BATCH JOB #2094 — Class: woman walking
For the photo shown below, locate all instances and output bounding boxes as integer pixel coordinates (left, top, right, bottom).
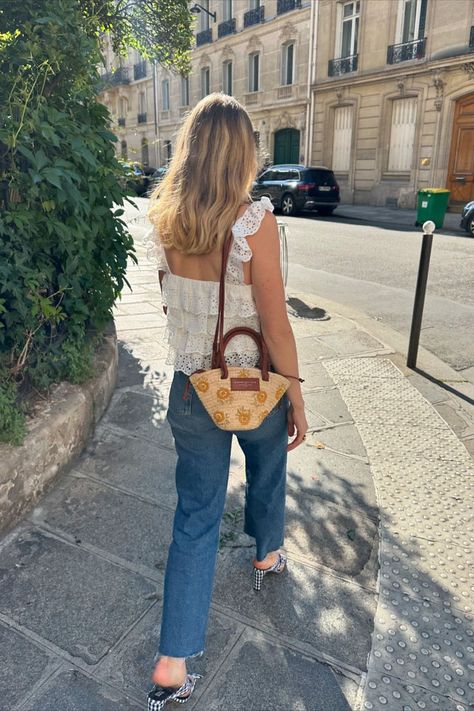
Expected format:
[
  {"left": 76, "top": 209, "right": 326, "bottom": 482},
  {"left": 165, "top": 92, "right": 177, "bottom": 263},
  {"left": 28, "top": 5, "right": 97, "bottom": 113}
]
[{"left": 147, "top": 93, "right": 307, "bottom": 710}]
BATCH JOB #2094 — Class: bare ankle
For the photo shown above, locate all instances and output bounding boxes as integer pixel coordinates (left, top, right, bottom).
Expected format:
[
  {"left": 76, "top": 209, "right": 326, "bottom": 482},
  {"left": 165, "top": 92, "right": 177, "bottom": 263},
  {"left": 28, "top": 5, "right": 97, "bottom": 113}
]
[{"left": 152, "top": 656, "right": 187, "bottom": 687}]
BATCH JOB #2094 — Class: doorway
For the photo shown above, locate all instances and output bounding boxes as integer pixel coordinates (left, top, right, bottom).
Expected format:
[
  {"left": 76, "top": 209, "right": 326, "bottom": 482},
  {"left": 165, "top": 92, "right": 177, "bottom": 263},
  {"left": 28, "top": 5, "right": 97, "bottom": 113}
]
[
  {"left": 447, "top": 93, "right": 474, "bottom": 208},
  {"left": 274, "top": 128, "right": 300, "bottom": 164}
]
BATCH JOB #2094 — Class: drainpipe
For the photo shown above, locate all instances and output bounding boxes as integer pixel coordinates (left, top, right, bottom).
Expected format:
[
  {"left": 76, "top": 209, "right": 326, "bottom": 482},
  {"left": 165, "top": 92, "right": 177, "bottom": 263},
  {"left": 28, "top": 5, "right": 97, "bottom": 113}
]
[
  {"left": 304, "top": 0, "right": 318, "bottom": 165},
  {"left": 152, "top": 61, "right": 159, "bottom": 167}
]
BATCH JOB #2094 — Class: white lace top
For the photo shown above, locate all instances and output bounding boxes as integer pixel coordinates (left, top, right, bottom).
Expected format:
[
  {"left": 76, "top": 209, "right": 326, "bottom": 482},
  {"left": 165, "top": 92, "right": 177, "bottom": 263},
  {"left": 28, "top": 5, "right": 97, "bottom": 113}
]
[{"left": 155, "top": 196, "right": 274, "bottom": 375}]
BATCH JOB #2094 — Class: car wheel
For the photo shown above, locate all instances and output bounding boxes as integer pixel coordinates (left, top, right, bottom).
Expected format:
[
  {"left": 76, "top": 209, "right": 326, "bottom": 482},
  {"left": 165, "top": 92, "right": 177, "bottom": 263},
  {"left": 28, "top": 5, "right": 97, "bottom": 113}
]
[
  {"left": 281, "top": 193, "right": 296, "bottom": 216},
  {"left": 317, "top": 207, "right": 335, "bottom": 216},
  {"left": 469, "top": 216, "right": 474, "bottom": 237}
]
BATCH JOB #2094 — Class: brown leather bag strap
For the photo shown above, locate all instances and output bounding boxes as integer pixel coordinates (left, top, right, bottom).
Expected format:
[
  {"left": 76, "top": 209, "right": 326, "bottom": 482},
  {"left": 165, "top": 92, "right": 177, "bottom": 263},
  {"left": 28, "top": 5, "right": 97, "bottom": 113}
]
[
  {"left": 211, "top": 234, "right": 233, "bottom": 368},
  {"left": 218, "top": 327, "right": 270, "bottom": 381}
]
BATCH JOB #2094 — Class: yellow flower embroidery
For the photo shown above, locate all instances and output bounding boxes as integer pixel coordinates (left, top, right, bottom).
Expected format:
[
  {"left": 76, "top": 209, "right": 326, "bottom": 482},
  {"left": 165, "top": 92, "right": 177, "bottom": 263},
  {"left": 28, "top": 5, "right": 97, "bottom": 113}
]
[
  {"left": 238, "top": 369, "right": 250, "bottom": 378},
  {"left": 237, "top": 408, "right": 252, "bottom": 426},
  {"left": 217, "top": 387, "right": 231, "bottom": 402},
  {"left": 213, "top": 411, "right": 226, "bottom": 425},
  {"left": 254, "top": 391, "right": 267, "bottom": 405},
  {"left": 196, "top": 378, "right": 209, "bottom": 393},
  {"left": 258, "top": 409, "right": 270, "bottom": 424},
  {"left": 275, "top": 385, "right": 286, "bottom": 401}
]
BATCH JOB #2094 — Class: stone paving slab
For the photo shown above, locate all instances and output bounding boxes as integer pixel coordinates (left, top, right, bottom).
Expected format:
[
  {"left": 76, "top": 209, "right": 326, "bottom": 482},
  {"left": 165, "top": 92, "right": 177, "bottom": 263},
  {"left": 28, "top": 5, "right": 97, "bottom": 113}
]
[
  {"left": 100, "top": 389, "right": 173, "bottom": 448},
  {"left": 30, "top": 475, "right": 174, "bottom": 575},
  {"left": 304, "top": 388, "right": 353, "bottom": 425},
  {"left": 212, "top": 547, "right": 376, "bottom": 670},
  {"left": 0, "top": 527, "right": 155, "bottom": 665},
  {"left": 196, "top": 629, "right": 353, "bottom": 711},
  {"left": 76, "top": 427, "right": 178, "bottom": 509},
  {"left": 307, "top": 423, "right": 368, "bottom": 459},
  {"left": 20, "top": 668, "right": 141, "bottom": 711},
  {"left": 0, "top": 622, "right": 60, "bottom": 709},
  {"left": 95, "top": 606, "right": 243, "bottom": 707}
]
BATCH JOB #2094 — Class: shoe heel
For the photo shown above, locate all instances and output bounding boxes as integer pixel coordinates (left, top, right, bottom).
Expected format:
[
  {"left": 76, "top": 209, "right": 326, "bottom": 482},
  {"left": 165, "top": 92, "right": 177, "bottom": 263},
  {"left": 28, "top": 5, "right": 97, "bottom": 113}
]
[{"left": 253, "top": 566, "right": 265, "bottom": 591}]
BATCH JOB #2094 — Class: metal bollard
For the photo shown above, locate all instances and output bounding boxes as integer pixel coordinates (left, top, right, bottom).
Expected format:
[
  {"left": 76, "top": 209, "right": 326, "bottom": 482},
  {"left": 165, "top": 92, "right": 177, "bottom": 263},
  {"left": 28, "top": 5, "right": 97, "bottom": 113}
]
[{"left": 407, "top": 220, "right": 435, "bottom": 369}]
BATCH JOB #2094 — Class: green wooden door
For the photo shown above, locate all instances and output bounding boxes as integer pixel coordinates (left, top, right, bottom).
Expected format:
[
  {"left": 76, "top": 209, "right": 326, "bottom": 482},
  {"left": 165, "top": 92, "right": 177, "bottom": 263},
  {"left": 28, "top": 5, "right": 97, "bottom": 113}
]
[{"left": 273, "top": 128, "right": 300, "bottom": 164}]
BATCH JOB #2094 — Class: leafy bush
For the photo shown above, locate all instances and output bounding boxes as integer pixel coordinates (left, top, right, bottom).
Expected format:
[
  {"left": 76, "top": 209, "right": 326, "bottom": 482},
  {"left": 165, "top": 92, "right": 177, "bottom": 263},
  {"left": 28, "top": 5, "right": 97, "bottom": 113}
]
[{"left": 0, "top": 1, "right": 138, "bottom": 442}]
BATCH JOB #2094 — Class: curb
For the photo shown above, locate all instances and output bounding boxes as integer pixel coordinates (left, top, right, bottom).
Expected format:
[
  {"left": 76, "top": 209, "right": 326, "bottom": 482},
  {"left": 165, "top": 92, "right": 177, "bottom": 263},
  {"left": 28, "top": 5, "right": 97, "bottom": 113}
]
[{"left": 0, "top": 326, "right": 118, "bottom": 535}]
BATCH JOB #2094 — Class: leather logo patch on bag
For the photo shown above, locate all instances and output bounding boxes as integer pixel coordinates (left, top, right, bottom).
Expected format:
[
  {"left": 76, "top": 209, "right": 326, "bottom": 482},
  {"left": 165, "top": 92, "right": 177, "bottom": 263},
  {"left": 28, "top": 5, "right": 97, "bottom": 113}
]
[{"left": 230, "top": 378, "right": 260, "bottom": 391}]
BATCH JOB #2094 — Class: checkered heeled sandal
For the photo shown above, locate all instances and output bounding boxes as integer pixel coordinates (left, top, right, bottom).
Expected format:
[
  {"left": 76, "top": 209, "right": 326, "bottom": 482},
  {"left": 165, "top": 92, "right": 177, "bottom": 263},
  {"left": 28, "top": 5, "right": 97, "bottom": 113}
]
[
  {"left": 253, "top": 552, "right": 287, "bottom": 591},
  {"left": 147, "top": 673, "right": 202, "bottom": 711}
]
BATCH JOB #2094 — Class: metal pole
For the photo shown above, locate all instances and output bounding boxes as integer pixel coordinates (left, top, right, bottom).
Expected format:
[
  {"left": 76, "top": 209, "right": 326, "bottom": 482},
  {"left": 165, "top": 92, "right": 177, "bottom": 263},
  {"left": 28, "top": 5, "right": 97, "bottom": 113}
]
[{"left": 407, "top": 220, "right": 435, "bottom": 369}]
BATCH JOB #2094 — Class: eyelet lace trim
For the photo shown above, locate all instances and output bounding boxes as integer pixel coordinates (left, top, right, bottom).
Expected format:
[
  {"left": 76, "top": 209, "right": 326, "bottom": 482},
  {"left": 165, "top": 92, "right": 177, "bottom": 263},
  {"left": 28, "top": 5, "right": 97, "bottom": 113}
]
[{"left": 145, "top": 197, "right": 273, "bottom": 374}]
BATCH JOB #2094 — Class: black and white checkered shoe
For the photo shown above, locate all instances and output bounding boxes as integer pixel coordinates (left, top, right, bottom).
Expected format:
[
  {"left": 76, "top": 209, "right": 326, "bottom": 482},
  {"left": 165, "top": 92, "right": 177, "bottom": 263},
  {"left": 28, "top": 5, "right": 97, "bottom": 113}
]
[
  {"left": 253, "top": 552, "right": 287, "bottom": 591},
  {"left": 147, "top": 673, "right": 201, "bottom": 710}
]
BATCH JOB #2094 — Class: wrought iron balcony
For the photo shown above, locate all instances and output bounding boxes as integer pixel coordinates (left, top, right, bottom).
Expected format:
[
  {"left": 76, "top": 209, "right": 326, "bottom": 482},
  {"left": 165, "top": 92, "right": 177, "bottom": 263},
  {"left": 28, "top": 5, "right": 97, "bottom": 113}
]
[
  {"left": 328, "top": 54, "right": 358, "bottom": 77},
  {"left": 100, "top": 67, "right": 130, "bottom": 86},
  {"left": 196, "top": 28, "right": 212, "bottom": 46},
  {"left": 137, "top": 113, "right": 147, "bottom": 124},
  {"left": 277, "top": 0, "right": 301, "bottom": 15},
  {"left": 218, "top": 18, "right": 236, "bottom": 38},
  {"left": 133, "top": 61, "right": 147, "bottom": 80},
  {"left": 118, "top": 117, "right": 126, "bottom": 127},
  {"left": 244, "top": 5, "right": 264, "bottom": 27},
  {"left": 387, "top": 37, "right": 426, "bottom": 64},
  {"left": 470, "top": 26, "right": 474, "bottom": 49}
]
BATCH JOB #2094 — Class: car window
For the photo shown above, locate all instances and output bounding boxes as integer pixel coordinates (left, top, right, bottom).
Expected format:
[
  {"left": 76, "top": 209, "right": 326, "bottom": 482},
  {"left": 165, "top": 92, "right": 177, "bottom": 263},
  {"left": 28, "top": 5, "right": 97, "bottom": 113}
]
[
  {"left": 260, "top": 170, "right": 276, "bottom": 181},
  {"left": 303, "top": 169, "right": 337, "bottom": 185}
]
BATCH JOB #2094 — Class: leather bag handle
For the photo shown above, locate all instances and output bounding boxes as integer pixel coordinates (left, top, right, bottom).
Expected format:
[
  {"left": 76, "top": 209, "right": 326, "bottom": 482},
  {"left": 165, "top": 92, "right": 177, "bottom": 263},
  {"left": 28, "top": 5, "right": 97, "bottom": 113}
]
[{"left": 217, "top": 327, "right": 269, "bottom": 381}]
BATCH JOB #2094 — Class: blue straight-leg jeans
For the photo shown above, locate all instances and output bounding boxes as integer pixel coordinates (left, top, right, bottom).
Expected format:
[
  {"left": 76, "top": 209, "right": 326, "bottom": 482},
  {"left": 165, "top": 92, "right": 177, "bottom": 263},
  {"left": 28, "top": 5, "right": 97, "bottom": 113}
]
[{"left": 159, "top": 371, "right": 288, "bottom": 658}]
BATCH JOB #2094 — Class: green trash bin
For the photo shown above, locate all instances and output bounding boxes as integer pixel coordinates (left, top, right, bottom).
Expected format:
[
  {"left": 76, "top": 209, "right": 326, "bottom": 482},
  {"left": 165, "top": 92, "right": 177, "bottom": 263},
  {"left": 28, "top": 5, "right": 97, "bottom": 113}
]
[{"left": 416, "top": 188, "right": 450, "bottom": 229}]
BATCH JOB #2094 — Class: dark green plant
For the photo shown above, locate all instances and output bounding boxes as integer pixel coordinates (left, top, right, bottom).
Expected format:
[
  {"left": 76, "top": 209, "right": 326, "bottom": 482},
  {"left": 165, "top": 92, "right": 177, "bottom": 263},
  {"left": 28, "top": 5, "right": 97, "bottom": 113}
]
[{"left": 0, "top": 0, "right": 193, "bottom": 444}]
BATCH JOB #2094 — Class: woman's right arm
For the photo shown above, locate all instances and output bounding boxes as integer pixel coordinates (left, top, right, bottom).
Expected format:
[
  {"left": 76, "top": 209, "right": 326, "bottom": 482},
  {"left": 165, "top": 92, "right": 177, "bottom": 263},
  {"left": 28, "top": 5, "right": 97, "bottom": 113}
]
[{"left": 247, "top": 211, "right": 308, "bottom": 451}]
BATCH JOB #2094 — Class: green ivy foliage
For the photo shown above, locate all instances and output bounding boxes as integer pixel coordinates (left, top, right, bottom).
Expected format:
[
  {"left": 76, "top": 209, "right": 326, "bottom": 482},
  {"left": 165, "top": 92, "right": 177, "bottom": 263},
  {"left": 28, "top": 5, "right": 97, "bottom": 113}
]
[{"left": 0, "top": 0, "right": 192, "bottom": 443}]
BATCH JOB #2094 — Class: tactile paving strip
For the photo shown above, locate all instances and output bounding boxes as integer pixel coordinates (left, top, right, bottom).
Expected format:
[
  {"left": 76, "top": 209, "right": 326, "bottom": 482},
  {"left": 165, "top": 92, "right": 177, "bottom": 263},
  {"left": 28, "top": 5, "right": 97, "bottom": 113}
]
[{"left": 323, "top": 358, "right": 474, "bottom": 710}]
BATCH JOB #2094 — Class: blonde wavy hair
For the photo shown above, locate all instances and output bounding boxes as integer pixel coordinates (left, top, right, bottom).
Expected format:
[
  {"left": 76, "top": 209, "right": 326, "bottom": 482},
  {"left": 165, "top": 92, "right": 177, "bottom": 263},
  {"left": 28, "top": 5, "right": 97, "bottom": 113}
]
[{"left": 148, "top": 93, "right": 258, "bottom": 255}]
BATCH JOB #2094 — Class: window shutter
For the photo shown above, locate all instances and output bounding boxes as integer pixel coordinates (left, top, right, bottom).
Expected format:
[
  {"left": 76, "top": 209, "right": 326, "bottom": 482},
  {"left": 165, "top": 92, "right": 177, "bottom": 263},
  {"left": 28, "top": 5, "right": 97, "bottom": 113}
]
[
  {"left": 332, "top": 105, "right": 353, "bottom": 172},
  {"left": 388, "top": 97, "right": 417, "bottom": 172}
]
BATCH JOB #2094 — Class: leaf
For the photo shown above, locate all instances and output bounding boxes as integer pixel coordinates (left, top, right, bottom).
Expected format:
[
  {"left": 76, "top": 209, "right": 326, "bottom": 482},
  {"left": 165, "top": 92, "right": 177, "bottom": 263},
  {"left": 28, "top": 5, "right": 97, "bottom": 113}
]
[{"left": 313, "top": 441, "right": 326, "bottom": 449}]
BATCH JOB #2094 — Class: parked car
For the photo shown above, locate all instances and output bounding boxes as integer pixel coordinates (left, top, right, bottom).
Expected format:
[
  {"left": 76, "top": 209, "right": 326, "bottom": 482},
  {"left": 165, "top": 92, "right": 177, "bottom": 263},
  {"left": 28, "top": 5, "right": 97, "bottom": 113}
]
[
  {"left": 148, "top": 166, "right": 168, "bottom": 194},
  {"left": 118, "top": 161, "right": 148, "bottom": 196},
  {"left": 251, "top": 164, "right": 340, "bottom": 216},
  {"left": 460, "top": 201, "right": 474, "bottom": 236}
]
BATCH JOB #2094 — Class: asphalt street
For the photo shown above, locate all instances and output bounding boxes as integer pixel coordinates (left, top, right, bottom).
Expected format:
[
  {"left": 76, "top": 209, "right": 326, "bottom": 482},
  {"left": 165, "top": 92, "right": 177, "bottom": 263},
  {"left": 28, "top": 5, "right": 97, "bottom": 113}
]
[{"left": 283, "top": 211, "right": 474, "bottom": 376}]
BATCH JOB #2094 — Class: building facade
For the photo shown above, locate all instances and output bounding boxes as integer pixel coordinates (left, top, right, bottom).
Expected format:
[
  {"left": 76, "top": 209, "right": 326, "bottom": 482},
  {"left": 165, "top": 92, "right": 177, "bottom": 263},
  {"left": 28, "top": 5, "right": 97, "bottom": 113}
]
[
  {"left": 98, "top": 0, "right": 313, "bottom": 171},
  {"left": 98, "top": 0, "right": 474, "bottom": 209},
  {"left": 312, "top": 0, "right": 474, "bottom": 208}
]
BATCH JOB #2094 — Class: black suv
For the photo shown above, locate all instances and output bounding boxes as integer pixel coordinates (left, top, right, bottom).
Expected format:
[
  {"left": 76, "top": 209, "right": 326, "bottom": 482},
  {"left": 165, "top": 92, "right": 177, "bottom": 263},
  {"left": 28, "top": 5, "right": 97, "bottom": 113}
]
[{"left": 252, "top": 164, "right": 340, "bottom": 216}]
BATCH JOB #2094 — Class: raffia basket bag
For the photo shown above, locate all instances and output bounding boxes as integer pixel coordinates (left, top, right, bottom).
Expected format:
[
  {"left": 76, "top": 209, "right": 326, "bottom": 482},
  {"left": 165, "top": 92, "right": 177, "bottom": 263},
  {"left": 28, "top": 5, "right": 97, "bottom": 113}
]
[{"left": 189, "top": 234, "right": 290, "bottom": 431}]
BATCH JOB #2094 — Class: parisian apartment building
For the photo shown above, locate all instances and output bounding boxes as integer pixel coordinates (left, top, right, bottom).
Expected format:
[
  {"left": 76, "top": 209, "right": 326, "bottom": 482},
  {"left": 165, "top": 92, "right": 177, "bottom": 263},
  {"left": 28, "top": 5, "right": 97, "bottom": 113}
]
[{"left": 98, "top": 0, "right": 474, "bottom": 209}]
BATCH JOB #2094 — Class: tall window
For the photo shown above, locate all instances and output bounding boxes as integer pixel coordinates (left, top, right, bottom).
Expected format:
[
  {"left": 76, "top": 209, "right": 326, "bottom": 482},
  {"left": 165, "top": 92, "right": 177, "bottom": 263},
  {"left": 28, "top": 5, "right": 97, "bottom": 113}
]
[
  {"left": 139, "top": 91, "right": 146, "bottom": 114},
  {"left": 249, "top": 52, "right": 260, "bottom": 92},
  {"left": 223, "top": 60, "right": 233, "bottom": 95},
  {"left": 121, "top": 140, "right": 127, "bottom": 159},
  {"left": 332, "top": 106, "right": 353, "bottom": 173},
  {"left": 141, "top": 138, "right": 149, "bottom": 166},
  {"left": 181, "top": 75, "right": 189, "bottom": 106},
  {"left": 388, "top": 97, "right": 417, "bottom": 172},
  {"left": 200, "top": 0, "right": 210, "bottom": 30},
  {"left": 223, "top": 0, "right": 233, "bottom": 21},
  {"left": 340, "top": 1, "right": 360, "bottom": 58},
  {"left": 281, "top": 42, "right": 295, "bottom": 85},
  {"left": 164, "top": 140, "right": 172, "bottom": 162},
  {"left": 161, "top": 79, "right": 170, "bottom": 111},
  {"left": 201, "top": 66, "right": 210, "bottom": 97},
  {"left": 250, "top": 0, "right": 261, "bottom": 8},
  {"left": 400, "top": 0, "right": 427, "bottom": 42},
  {"left": 119, "top": 97, "right": 127, "bottom": 118}
]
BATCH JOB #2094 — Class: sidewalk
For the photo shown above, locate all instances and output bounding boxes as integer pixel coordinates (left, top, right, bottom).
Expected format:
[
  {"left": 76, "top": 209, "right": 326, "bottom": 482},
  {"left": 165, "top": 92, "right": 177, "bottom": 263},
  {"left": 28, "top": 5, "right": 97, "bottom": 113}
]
[
  {"left": 0, "top": 202, "right": 473, "bottom": 710},
  {"left": 335, "top": 203, "right": 464, "bottom": 235}
]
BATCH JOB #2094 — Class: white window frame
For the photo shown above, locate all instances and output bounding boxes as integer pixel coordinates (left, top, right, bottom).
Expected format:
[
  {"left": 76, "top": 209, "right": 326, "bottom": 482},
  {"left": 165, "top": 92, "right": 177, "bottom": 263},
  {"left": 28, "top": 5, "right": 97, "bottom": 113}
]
[
  {"left": 223, "top": 0, "right": 233, "bottom": 21},
  {"left": 395, "top": 0, "right": 427, "bottom": 44},
  {"left": 281, "top": 42, "right": 295, "bottom": 85},
  {"left": 249, "top": 0, "right": 261, "bottom": 9},
  {"left": 201, "top": 66, "right": 210, "bottom": 97},
  {"left": 335, "top": 0, "right": 360, "bottom": 58},
  {"left": 223, "top": 60, "right": 233, "bottom": 95},
  {"left": 161, "top": 79, "right": 170, "bottom": 111},
  {"left": 248, "top": 52, "right": 260, "bottom": 92},
  {"left": 119, "top": 97, "right": 127, "bottom": 117},
  {"left": 200, "top": 0, "right": 210, "bottom": 31},
  {"left": 387, "top": 97, "right": 417, "bottom": 173},
  {"left": 180, "top": 75, "right": 189, "bottom": 106},
  {"left": 138, "top": 91, "right": 146, "bottom": 115}
]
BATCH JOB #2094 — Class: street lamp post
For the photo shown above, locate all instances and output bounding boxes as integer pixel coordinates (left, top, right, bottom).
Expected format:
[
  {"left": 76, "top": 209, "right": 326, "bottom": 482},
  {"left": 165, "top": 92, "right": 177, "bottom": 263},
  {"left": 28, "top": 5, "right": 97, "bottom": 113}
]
[{"left": 190, "top": 3, "right": 217, "bottom": 22}]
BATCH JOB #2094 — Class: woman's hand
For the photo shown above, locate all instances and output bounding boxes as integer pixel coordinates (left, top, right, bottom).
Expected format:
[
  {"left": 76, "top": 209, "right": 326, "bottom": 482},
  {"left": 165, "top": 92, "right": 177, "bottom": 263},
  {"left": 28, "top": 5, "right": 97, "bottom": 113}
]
[{"left": 287, "top": 405, "right": 308, "bottom": 452}]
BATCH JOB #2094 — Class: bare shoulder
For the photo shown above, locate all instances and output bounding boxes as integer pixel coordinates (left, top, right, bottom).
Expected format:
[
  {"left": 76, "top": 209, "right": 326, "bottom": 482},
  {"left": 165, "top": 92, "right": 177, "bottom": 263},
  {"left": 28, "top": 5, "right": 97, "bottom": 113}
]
[{"left": 246, "top": 209, "right": 279, "bottom": 252}]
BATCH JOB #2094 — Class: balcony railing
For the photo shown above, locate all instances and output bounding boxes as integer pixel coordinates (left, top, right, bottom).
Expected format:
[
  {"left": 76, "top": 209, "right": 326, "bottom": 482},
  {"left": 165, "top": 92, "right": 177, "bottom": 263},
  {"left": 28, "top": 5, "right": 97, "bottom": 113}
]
[
  {"left": 277, "top": 0, "right": 301, "bottom": 15},
  {"left": 277, "top": 85, "right": 294, "bottom": 99},
  {"left": 133, "top": 61, "right": 147, "bottom": 80},
  {"left": 470, "top": 26, "right": 474, "bottom": 49},
  {"left": 218, "top": 18, "right": 236, "bottom": 38},
  {"left": 196, "top": 28, "right": 212, "bottom": 46},
  {"left": 328, "top": 54, "right": 358, "bottom": 77},
  {"left": 244, "top": 5, "right": 264, "bottom": 27},
  {"left": 137, "top": 113, "right": 147, "bottom": 124},
  {"left": 100, "top": 67, "right": 130, "bottom": 86},
  {"left": 387, "top": 37, "right": 426, "bottom": 64},
  {"left": 118, "top": 117, "right": 126, "bottom": 127}
]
